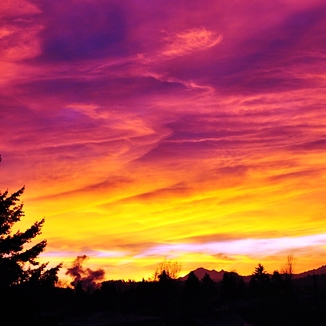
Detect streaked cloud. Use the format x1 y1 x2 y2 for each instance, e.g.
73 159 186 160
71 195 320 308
162 28 222 57
1 0 326 281
139 234 326 257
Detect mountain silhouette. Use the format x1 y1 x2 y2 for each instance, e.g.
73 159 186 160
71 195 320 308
294 264 326 279
179 267 226 281
180 265 326 282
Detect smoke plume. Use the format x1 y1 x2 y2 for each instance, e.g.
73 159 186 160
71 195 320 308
66 255 105 292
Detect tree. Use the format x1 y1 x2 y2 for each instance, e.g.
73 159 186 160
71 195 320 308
153 259 182 281
201 272 215 296
281 254 296 283
0 187 61 287
183 271 201 313
251 263 269 282
184 271 200 292
271 270 285 294
250 263 270 296
221 271 246 300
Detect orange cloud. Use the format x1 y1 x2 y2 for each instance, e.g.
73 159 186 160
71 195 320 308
2 0 326 282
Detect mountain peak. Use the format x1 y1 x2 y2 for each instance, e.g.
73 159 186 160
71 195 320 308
180 267 225 281
180 265 326 282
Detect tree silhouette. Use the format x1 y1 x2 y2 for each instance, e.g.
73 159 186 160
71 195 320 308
201 272 215 296
0 187 61 288
270 270 285 294
250 263 270 296
182 271 201 314
281 254 296 285
221 271 246 300
153 259 182 281
184 271 200 292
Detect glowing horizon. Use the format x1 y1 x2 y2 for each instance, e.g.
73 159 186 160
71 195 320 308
2 0 326 281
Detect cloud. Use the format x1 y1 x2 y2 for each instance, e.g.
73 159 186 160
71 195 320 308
0 1 42 84
0 0 41 16
2 0 326 280
139 233 326 258
290 139 326 152
122 182 191 202
34 1 131 62
0 24 42 62
268 168 324 182
162 28 222 57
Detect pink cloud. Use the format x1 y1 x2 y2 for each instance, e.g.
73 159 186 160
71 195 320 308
162 28 222 57
139 234 326 258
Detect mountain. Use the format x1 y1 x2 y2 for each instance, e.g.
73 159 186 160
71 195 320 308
294 265 326 279
180 265 326 282
179 267 226 282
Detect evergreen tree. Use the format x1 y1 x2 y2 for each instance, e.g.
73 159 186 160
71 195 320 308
183 271 201 312
221 271 246 300
0 187 60 288
201 272 215 296
270 270 285 294
250 263 270 296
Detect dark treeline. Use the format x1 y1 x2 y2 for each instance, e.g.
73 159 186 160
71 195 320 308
11 265 326 326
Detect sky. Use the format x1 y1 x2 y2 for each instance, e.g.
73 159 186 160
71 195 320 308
1 0 326 282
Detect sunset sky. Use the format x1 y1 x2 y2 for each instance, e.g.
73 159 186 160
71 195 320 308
2 0 326 281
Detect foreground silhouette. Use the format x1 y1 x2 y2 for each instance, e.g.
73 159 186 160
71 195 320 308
0 187 61 323
22 265 324 326
0 187 61 287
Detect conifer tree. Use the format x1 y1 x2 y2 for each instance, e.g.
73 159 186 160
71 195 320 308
0 186 60 287
250 263 270 296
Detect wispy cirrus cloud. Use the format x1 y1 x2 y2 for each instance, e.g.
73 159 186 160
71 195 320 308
162 28 222 57
2 0 326 281
138 234 326 258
